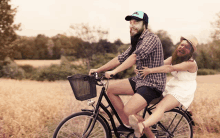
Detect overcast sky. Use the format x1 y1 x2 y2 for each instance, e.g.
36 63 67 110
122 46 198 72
11 0 220 44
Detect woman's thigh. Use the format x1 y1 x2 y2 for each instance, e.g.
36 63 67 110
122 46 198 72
107 78 134 95
156 94 180 112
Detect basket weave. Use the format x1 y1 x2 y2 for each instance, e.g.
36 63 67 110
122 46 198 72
67 74 97 101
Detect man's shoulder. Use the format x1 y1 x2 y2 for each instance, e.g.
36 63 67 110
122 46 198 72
142 30 158 39
142 31 161 43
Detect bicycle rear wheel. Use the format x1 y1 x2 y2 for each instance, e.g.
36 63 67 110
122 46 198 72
53 111 110 138
156 108 193 138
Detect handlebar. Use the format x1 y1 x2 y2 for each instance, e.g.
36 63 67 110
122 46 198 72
91 72 105 86
91 72 114 86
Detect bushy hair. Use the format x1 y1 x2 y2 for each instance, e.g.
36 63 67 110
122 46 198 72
144 22 148 29
171 40 194 65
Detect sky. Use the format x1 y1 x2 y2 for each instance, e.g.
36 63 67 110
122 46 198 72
10 0 220 44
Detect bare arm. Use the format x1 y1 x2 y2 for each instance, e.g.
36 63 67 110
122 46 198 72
139 61 197 78
151 62 196 73
164 57 172 65
89 57 120 75
105 54 137 78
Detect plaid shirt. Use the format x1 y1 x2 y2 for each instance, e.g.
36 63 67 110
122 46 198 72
118 29 166 92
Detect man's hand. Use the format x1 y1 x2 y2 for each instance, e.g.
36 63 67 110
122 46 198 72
105 70 116 79
89 69 99 75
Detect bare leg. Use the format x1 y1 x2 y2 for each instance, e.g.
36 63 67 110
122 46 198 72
142 94 180 128
106 79 134 125
128 94 180 138
125 94 155 138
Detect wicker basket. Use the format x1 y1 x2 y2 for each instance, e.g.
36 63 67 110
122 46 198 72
67 74 97 101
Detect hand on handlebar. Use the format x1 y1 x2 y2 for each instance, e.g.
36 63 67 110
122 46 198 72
89 69 99 75
105 70 116 79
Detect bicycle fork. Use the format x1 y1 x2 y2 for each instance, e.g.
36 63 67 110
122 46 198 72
81 87 106 138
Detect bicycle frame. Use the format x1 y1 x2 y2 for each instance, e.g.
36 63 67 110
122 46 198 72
81 85 134 138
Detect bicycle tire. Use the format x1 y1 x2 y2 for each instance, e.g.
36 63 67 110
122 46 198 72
155 108 193 138
53 111 111 138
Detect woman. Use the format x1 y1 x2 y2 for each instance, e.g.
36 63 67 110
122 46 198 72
129 35 198 138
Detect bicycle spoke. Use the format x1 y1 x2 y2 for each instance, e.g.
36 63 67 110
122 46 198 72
155 109 192 138
53 112 109 138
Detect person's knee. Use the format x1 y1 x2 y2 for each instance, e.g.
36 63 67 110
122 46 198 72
106 86 114 96
106 83 120 96
123 106 134 116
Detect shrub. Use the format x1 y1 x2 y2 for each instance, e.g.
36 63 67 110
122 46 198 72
19 65 37 79
31 64 81 81
197 69 218 75
1 57 25 80
19 65 35 73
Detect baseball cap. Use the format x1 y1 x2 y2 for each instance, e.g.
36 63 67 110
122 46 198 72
125 11 148 23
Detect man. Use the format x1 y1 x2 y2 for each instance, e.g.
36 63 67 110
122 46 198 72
89 11 166 138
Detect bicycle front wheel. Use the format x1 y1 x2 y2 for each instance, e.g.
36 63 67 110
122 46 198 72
53 111 110 138
156 108 193 138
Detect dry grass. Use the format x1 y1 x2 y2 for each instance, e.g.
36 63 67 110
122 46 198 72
0 75 219 138
190 75 220 137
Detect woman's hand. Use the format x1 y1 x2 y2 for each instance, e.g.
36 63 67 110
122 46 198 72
105 70 116 79
138 67 152 79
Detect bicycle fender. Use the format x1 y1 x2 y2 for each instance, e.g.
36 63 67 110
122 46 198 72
186 111 195 126
175 107 195 126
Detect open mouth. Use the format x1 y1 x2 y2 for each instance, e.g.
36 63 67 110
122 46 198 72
178 49 185 55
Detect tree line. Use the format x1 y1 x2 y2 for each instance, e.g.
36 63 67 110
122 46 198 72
1 0 220 74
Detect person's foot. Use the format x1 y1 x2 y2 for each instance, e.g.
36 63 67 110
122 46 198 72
129 115 144 137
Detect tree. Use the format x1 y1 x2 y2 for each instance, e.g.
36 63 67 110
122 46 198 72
155 30 174 59
208 11 220 69
70 23 108 43
0 0 21 60
46 39 54 58
114 39 123 46
34 34 49 59
96 39 117 54
70 23 108 70
211 12 220 40
12 36 35 59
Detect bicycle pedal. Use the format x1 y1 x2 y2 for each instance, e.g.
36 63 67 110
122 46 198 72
156 131 169 138
151 129 158 133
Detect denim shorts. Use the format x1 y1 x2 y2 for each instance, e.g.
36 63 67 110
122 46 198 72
129 78 162 104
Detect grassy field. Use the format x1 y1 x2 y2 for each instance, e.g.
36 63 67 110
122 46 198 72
0 75 220 138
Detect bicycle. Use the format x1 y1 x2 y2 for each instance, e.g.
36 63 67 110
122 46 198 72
53 73 195 138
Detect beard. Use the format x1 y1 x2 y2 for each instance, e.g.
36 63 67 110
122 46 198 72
131 32 142 47
128 32 142 56
171 49 193 65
